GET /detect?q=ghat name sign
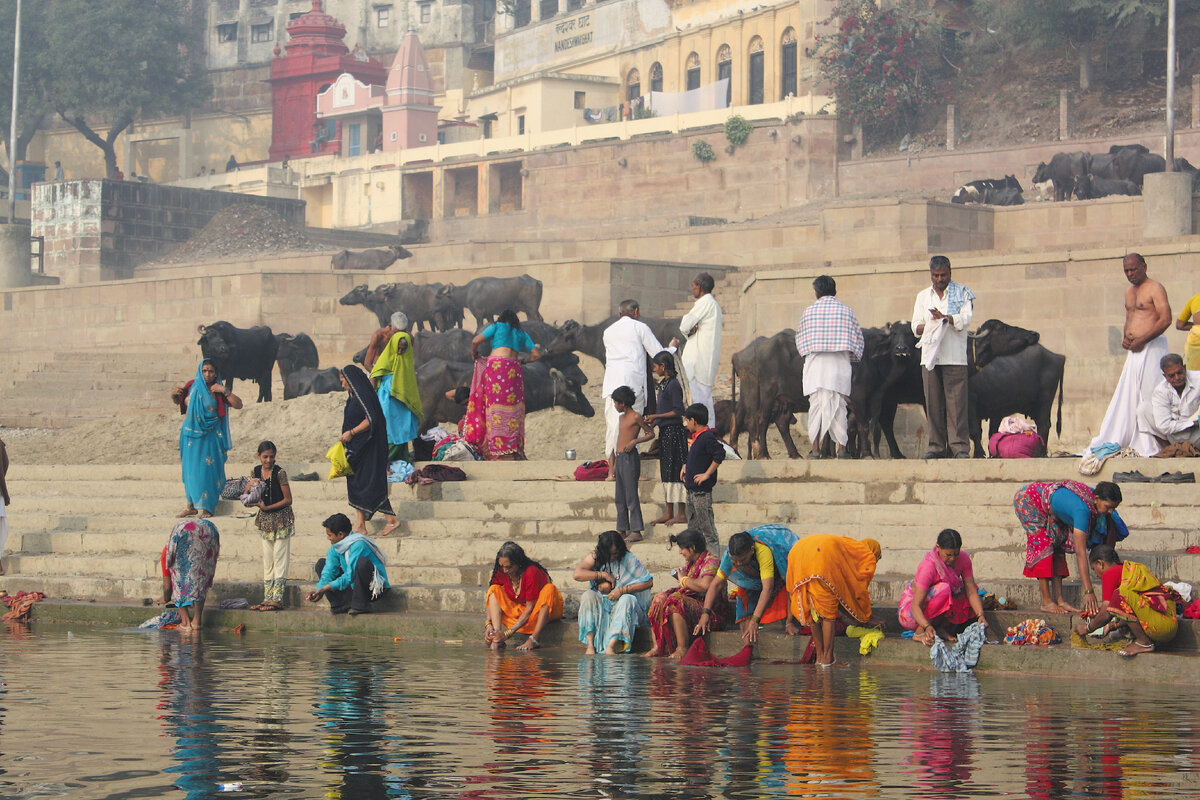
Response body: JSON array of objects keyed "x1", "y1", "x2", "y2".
[{"x1": 554, "y1": 14, "x2": 592, "y2": 53}]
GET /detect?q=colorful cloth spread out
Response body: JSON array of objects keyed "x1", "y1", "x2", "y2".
[
  {"x1": 1004, "y1": 618, "x2": 1059, "y2": 646},
  {"x1": 166, "y1": 519, "x2": 220, "y2": 607},
  {"x1": 930, "y1": 620, "x2": 987, "y2": 672},
  {"x1": 369, "y1": 331, "x2": 422, "y2": 447},
  {"x1": 647, "y1": 550, "x2": 729, "y2": 654},
  {"x1": 679, "y1": 637, "x2": 753, "y2": 667},
  {"x1": 1014, "y1": 481, "x2": 1127, "y2": 579},
  {"x1": 898, "y1": 549, "x2": 975, "y2": 630},
  {"x1": 461, "y1": 355, "x2": 526, "y2": 459},
  {"x1": 787, "y1": 534, "x2": 880, "y2": 626},
  {"x1": 795, "y1": 295, "x2": 865, "y2": 360},
  {"x1": 717, "y1": 525, "x2": 799, "y2": 625},
  {"x1": 340, "y1": 365, "x2": 394, "y2": 519},
  {"x1": 2, "y1": 590, "x2": 45, "y2": 622},
  {"x1": 577, "y1": 551, "x2": 652, "y2": 653},
  {"x1": 1103, "y1": 560, "x2": 1179, "y2": 644},
  {"x1": 486, "y1": 564, "x2": 563, "y2": 635},
  {"x1": 178, "y1": 362, "x2": 232, "y2": 514}
]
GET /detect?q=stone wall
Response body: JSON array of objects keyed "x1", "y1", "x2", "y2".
[{"x1": 30, "y1": 181, "x2": 306, "y2": 284}]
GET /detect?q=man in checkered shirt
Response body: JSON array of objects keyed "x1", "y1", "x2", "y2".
[{"x1": 796, "y1": 275, "x2": 864, "y2": 458}]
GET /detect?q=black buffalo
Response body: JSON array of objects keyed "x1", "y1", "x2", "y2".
[
  {"x1": 339, "y1": 282, "x2": 447, "y2": 331},
  {"x1": 274, "y1": 332, "x2": 343, "y2": 400},
  {"x1": 848, "y1": 322, "x2": 921, "y2": 459},
  {"x1": 951, "y1": 175, "x2": 1022, "y2": 204},
  {"x1": 1033, "y1": 152, "x2": 1090, "y2": 201},
  {"x1": 415, "y1": 357, "x2": 594, "y2": 437},
  {"x1": 282, "y1": 367, "x2": 344, "y2": 400},
  {"x1": 1074, "y1": 174, "x2": 1140, "y2": 200},
  {"x1": 546, "y1": 316, "x2": 683, "y2": 364},
  {"x1": 275, "y1": 332, "x2": 319, "y2": 374},
  {"x1": 197, "y1": 321, "x2": 277, "y2": 403},
  {"x1": 330, "y1": 245, "x2": 412, "y2": 271},
  {"x1": 435, "y1": 274, "x2": 544, "y2": 328},
  {"x1": 968, "y1": 343, "x2": 1065, "y2": 457},
  {"x1": 729, "y1": 329, "x2": 807, "y2": 460}
]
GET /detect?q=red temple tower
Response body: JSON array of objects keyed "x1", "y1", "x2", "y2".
[{"x1": 267, "y1": 0, "x2": 387, "y2": 161}]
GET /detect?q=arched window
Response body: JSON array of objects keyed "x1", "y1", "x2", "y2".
[
  {"x1": 716, "y1": 44, "x2": 732, "y2": 106},
  {"x1": 780, "y1": 28, "x2": 797, "y2": 99},
  {"x1": 685, "y1": 52, "x2": 701, "y2": 91},
  {"x1": 747, "y1": 36, "x2": 764, "y2": 105},
  {"x1": 650, "y1": 62, "x2": 663, "y2": 94},
  {"x1": 627, "y1": 68, "x2": 641, "y2": 103}
]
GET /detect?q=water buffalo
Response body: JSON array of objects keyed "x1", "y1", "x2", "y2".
[
  {"x1": 968, "y1": 343, "x2": 1066, "y2": 457},
  {"x1": 1033, "y1": 152, "x2": 1090, "y2": 201},
  {"x1": 415, "y1": 357, "x2": 594, "y2": 436},
  {"x1": 412, "y1": 323, "x2": 589, "y2": 386},
  {"x1": 729, "y1": 329, "x2": 807, "y2": 460},
  {"x1": 275, "y1": 332, "x2": 319, "y2": 375},
  {"x1": 339, "y1": 282, "x2": 447, "y2": 331},
  {"x1": 197, "y1": 321, "x2": 277, "y2": 403},
  {"x1": 546, "y1": 316, "x2": 683, "y2": 365},
  {"x1": 274, "y1": 332, "x2": 343, "y2": 399},
  {"x1": 435, "y1": 274, "x2": 544, "y2": 328},
  {"x1": 330, "y1": 244, "x2": 412, "y2": 271},
  {"x1": 1112, "y1": 144, "x2": 1164, "y2": 187},
  {"x1": 848, "y1": 322, "x2": 920, "y2": 459},
  {"x1": 282, "y1": 366, "x2": 344, "y2": 400},
  {"x1": 1074, "y1": 174, "x2": 1140, "y2": 200}
]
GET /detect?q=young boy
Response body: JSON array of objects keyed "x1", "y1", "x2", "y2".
[
  {"x1": 681, "y1": 403, "x2": 724, "y2": 553},
  {"x1": 612, "y1": 385, "x2": 655, "y2": 543}
]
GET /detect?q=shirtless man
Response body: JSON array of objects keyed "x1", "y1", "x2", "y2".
[
  {"x1": 1088, "y1": 253, "x2": 1172, "y2": 456},
  {"x1": 612, "y1": 385, "x2": 655, "y2": 544}
]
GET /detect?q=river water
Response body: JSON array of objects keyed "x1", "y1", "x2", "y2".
[{"x1": 2, "y1": 626, "x2": 1198, "y2": 799}]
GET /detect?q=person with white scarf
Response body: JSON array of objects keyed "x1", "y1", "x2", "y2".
[
  {"x1": 307, "y1": 512, "x2": 389, "y2": 615},
  {"x1": 912, "y1": 256, "x2": 974, "y2": 459}
]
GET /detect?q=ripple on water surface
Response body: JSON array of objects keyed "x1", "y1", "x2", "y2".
[{"x1": 0, "y1": 627, "x2": 1198, "y2": 799}]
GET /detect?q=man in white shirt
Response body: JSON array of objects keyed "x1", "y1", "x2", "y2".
[
  {"x1": 911, "y1": 255, "x2": 975, "y2": 459},
  {"x1": 671, "y1": 273, "x2": 722, "y2": 425},
  {"x1": 603, "y1": 299, "x2": 666, "y2": 465},
  {"x1": 1137, "y1": 353, "x2": 1200, "y2": 449}
]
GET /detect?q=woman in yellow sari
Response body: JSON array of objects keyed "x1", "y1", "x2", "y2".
[
  {"x1": 369, "y1": 312, "x2": 424, "y2": 461},
  {"x1": 1074, "y1": 545, "x2": 1178, "y2": 657},
  {"x1": 786, "y1": 534, "x2": 882, "y2": 666}
]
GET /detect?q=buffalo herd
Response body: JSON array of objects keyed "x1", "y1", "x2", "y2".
[
  {"x1": 339, "y1": 274, "x2": 545, "y2": 333},
  {"x1": 727, "y1": 319, "x2": 1065, "y2": 460}
]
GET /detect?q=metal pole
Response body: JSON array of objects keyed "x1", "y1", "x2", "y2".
[
  {"x1": 7, "y1": 0, "x2": 20, "y2": 222},
  {"x1": 1166, "y1": 0, "x2": 1176, "y2": 169}
]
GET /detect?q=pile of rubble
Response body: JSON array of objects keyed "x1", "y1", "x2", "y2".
[{"x1": 153, "y1": 203, "x2": 326, "y2": 264}]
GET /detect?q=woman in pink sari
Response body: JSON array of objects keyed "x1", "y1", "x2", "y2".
[
  {"x1": 899, "y1": 528, "x2": 988, "y2": 645},
  {"x1": 644, "y1": 529, "x2": 729, "y2": 657},
  {"x1": 462, "y1": 310, "x2": 542, "y2": 460}
]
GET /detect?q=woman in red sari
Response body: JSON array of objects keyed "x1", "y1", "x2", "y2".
[
  {"x1": 644, "y1": 529, "x2": 728, "y2": 658},
  {"x1": 484, "y1": 541, "x2": 563, "y2": 651}
]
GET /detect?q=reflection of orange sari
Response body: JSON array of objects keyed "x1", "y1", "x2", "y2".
[
  {"x1": 786, "y1": 535, "x2": 879, "y2": 624},
  {"x1": 783, "y1": 671, "x2": 877, "y2": 795},
  {"x1": 485, "y1": 582, "x2": 563, "y2": 635}
]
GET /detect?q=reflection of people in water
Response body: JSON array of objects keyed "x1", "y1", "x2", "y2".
[
  {"x1": 899, "y1": 674, "x2": 978, "y2": 795},
  {"x1": 645, "y1": 661, "x2": 720, "y2": 799},
  {"x1": 246, "y1": 647, "x2": 292, "y2": 787},
  {"x1": 158, "y1": 638, "x2": 229, "y2": 799},
  {"x1": 782, "y1": 670, "x2": 879, "y2": 796},
  {"x1": 314, "y1": 646, "x2": 390, "y2": 799},
  {"x1": 1023, "y1": 696, "x2": 1073, "y2": 800},
  {"x1": 485, "y1": 653, "x2": 561, "y2": 764},
  {"x1": 577, "y1": 657, "x2": 649, "y2": 795}
]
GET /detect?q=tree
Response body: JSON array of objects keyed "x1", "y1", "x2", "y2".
[
  {"x1": 0, "y1": 0, "x2": 52, "y2": 166},
  {"x1": 41, "y1": 0, "x2": 210, "y2": 177},
  {"x1": 815, "y1": 0, "x2": 949, "y2": 141},
  {"x1": 976, "y1": 0, "x2": 1178, "y2": 90}
]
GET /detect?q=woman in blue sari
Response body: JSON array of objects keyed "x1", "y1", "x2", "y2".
[
  {"x1": 339, "y1": 365, "x2": 402, "y2": 537},
  {"x1": 573, "y1": 530, "x2": 653, "y2": 654},
  {"x1": 694, "y1": 524, "x2": 799, "y2": 645},
  {"x1": 368, "y1": 313, "x2": 423, "y2": 462},
  {"x1": 171, "y1": 360, "x2": 241, "y2": 518}
]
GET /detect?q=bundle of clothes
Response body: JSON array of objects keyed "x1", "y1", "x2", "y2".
[
  {"x1": 1004, "y1": 618, "x2": 1060, "y2": 646},
  {"x1": 1, "y1": 590, "x2": 45, "y2": 621}
]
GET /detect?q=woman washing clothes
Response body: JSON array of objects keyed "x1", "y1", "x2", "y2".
[
  {"x1": 644, "y1": 528, "x2": 728, "y2": 658},
  {"x1": 693, "y1": 524, "x2": 799, "y2": 646},
  {"x1": 339, "y1": 365, "x2": 402, "y2": 537},
  {"x1": 369, "y1": 312, "x2": 423, "y2": 462},
  {"x1": 463, "y1": 309, "x2": 542, "y2": 460},
  {"x1": 786, "y1": 534, "x2": 883, "y2": 667},
  {"x1": 1013, "y1": 480, "x2": 1128, "y2": 615},
  {"x1": 484, "y1": 541, "x2": 563, "y2": 650},
  {"x1": 1074, "y1": 545, "x2": 1178, "y2": 658},
  {"x1": 898, "y1": 528, "x2": 988, "y2": 645},
  {"x1": 165, "y1": 518, "x2": 221, "y2": 633}
]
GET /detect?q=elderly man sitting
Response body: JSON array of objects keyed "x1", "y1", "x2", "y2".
[{"x1": 1137, "y1": 353, "x2": 1200, "y2": 451}]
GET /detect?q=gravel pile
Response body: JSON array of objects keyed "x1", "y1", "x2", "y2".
[{"x1": 152, "y1": 203, "x2": 326, "y2": 264}]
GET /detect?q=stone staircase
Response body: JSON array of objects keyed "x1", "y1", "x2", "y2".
[
  {"x1": 662, "y1": 270, "x2": 749, "y2": 398},
  {"x1": 4, "y1": 459, "x2": 1199, "y2": 619},
  {"x1": 0, "y1": 350, "x2": 195, "y2": 428}
]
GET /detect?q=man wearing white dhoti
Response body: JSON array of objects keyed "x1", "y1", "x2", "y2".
[
  {"x1": 1089, "y1": 253, "x2": 1173, "y2": 457},
  {"x1": 672, "y1": 274, "x2": 723, "y2": 425},
  {"x1": 603, "y1": 300, "x2": 666, "y2": 467},
  {"x1": 796, "y1": 276, "x2": 864, "y2": 459},
  {"x1": 1137, "y1": 353, "x2": 1200, "y2": 450}
]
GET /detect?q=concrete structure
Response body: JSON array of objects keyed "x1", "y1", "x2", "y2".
[
  {"x1": 1143, "y1": 170, "x2": 1194, "y2": 239},
  {"x1": 316, "y1": 29, "x2": 441, "y2": 154},
  {"x1": 0, "y1": 223, "x2": 31, "y2": 289}
]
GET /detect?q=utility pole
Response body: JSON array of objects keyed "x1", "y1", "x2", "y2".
[
  {"x1": 6, "y1": 0, "x2": 21, "y2": 222},
  {"x1": 1166, "y1": 0, "x2": 1177, "y2": 169}
]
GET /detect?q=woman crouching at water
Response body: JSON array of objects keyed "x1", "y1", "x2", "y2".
[
  {"x1": 898, "y1": 528, "x2": 988, "y2": 646},
  {"x1": 644, "y1": 528, "x2": 728, "y2": 658},
  {"x1": 574, "y1": 530, "x2": 653, "y2": 654},
  {"x1": 485, "y1": 541, "x2": 563, "y2": 650},
  {"x1": 1074, "y1": 545, "x2": 1178, "y2": 658}
]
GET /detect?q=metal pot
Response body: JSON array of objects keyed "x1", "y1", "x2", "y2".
[{"x1": 565, "y1": 449, "x2": 576, "y2": 460}]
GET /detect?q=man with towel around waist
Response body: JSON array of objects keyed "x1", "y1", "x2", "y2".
[
  {"x1": 1090, "y1": 253, "x2": 1172, "y2": 457},
  {"x1": 912, "y1": 255, "x2": 975, "y2": 459}
]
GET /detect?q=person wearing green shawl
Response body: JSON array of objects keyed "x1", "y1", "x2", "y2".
[{"x1": 369, "y1": 312, "x2": 424, "y2": 461}]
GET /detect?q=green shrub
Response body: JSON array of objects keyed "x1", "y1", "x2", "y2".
[
  {"x1": 724, "y1": 115, "x2": 752, "y2": 146},
  {"x1": 692, "y1": 140, "x2": 716, "y2": 162}
]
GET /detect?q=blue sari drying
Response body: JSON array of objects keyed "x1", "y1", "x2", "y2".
[
  {"x1": 178, "y1": 363, "x2": 231, "y2": 514},
  {"x1": 577, "y1": 551, "x2": 653, "y2": 653}
]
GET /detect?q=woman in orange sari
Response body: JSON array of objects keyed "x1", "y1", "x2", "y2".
[
  {"x1": 484, "y1": 541, "x2": 563, "y2": 651},
  {"x1": 786, "y1": 534, "x2": 882, "y2": 666}
]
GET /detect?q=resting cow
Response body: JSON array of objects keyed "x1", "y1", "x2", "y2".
[
  {"x1": 274, "y1": 332, "x2": 343, "y2": 400},
  {"x1": 330, "y1": 245, "x2": 412, "y2": 271},
  {"x1": 197, "y1": 321, "x2": 277, "y2": 403},
  {"x1": 1074, "y1": 174, "x2": 1140, "y2": 200}
]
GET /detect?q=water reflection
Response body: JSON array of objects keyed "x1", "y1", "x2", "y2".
[{"x1": 1, "y1": 631, "x2": 1199, "y2": 799}]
